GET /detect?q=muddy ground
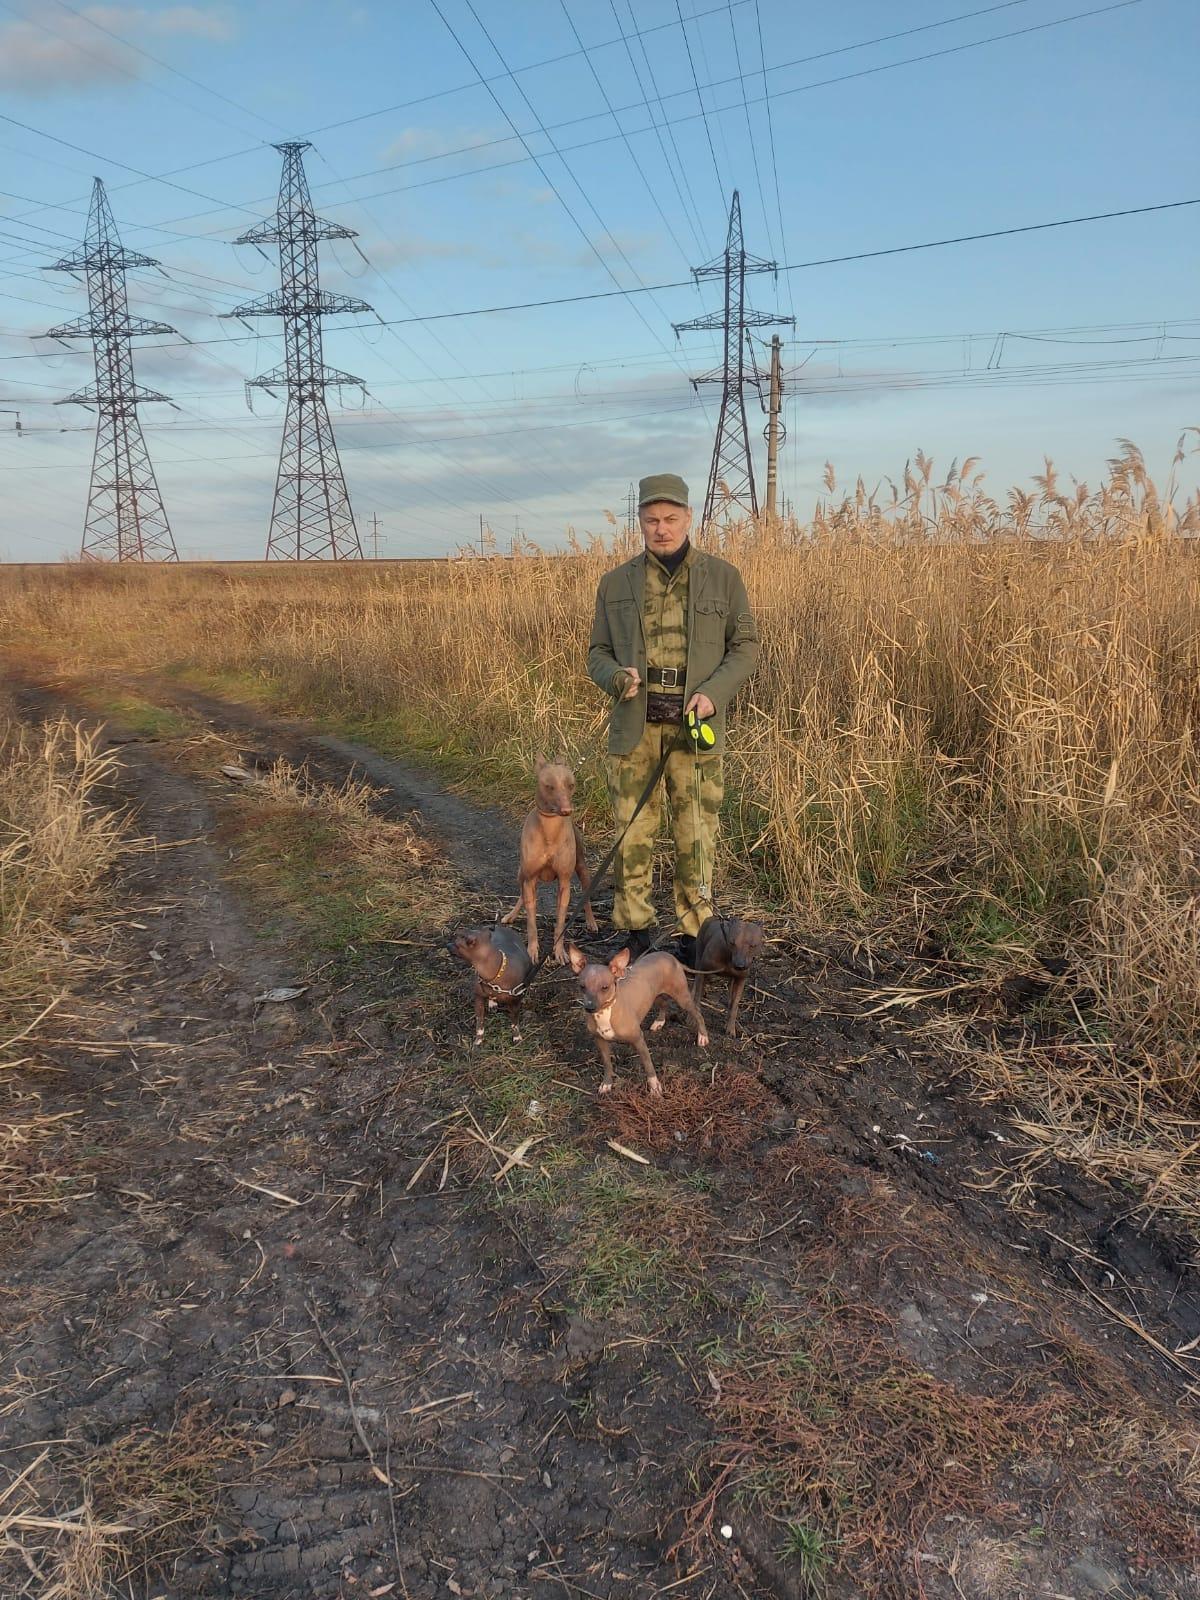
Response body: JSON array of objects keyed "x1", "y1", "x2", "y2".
[{"x1": 2, "y1": 669, "x2": 1198, "y2": 1600}]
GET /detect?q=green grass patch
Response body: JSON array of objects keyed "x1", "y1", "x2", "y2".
[
  {"x1": 80, "y1": 689, "x2": 192, "y2": 740},
  {"x1": 569, "y1": 1163, "x2": 716, "y2": 1322},
  {"x1": 215, "y1": 776, "x2": 453, "y2": 970}
]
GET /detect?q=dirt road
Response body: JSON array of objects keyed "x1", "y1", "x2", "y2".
[{"x1": 2, "y1": 673, "x2": 1197, "y2": 1599}]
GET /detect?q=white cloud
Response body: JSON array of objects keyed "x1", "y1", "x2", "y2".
[
  {"x1": 0, "y1": 6, "x2": 235, "y2": 94},
  {"x1": 378, "y1": 125, "x2": 512, "y2": 167}
]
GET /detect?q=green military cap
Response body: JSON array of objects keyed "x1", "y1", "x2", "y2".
[{"x1": 638, "y1": 472, "x2": 690, "y2": 508}]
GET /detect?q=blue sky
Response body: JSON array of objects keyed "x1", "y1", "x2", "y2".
[{"x1": 0, "y1": 0, "x2": 1196, "y2": 560}]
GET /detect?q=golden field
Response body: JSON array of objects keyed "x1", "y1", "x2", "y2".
[{"x1": 3, "y1": 440, "x2": 1199, "y2": 1186}]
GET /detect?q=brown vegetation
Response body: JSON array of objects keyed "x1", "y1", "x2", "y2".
[
  {"x1": 2, "y1": 438, "x2": 1198, "y2": 1190},
  {"x1": 0, "y1": 703, "x2": 128, "y2": 1065}
]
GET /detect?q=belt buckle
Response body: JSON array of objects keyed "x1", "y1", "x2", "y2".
[{"x1": 658, "y1": 667, "x2": 680, "y2": 689}]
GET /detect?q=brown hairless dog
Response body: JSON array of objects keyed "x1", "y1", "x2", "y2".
[
  {"x1": 568, "y1": 943, "x2": 707, "y2": 1098},
  {"x1": 693, "y1": 916, "x2": 765, "y2": 1038},
  {"x1": 502, "y1": 756, "x2": 598, "y2": 964}
]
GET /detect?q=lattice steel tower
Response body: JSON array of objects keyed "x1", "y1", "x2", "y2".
[
  {"x1": 229, "y1": 142, "x2": 371, "y2": 560},
  {"x1": 674, "y1": 191, "x2": 793, "y2": 529},
  {"x1": 45, "y1": 178, "x2": 178, "y2": 562}
]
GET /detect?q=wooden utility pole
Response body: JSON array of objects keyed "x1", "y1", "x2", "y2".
[{"x1": 764, "y1": 334, "x2": 783, "y2": 520}]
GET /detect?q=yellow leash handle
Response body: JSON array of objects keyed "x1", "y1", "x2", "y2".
[{"x1": 685, "y1": 707, "x2": 717, "y2": 751}]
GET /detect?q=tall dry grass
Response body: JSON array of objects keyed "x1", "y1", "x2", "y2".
[
  {"x1": 2, "y1": 439, "x2": 1198, "y2": 1109},
  {"x1": 0, "y1": 708, "x2": 127, "y2": 1060}
]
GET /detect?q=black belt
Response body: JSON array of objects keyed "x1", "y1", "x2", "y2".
[{"x1": 646, "y1": 665, "x2": 683, "y2": 689}]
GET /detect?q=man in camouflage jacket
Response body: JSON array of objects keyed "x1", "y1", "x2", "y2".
[{"x1": 587, "y1": 473, "x2": 760, "y2": 963}]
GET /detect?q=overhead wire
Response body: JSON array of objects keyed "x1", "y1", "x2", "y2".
[
  {"x1": 606, "y1": 0, "x2": 707, "y2": 255},
  {"x1": 725, "y1": 0, "x2": 776, "y2": 259},
  {"x1": 2, "y1": 197, "x2": 1196, "y2": 355},
  {"x1": 426, "y1": 0, "x2": 710, "y2": 422},
  {"x1": 6, "y1": 0, "x2": 1075, "y2": 247},
  {"x1": 675, "y1": 0, "x2": 726, "y2": 205},
  {"x1": 556, "y1": 0, "x2": 701, "y2": 272}
]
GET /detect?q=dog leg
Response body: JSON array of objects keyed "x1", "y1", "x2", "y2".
[
  {"x1": 500, "y1": 883, "x2": 523, "y2": 926},
  {"x1": 521, "y1": 878, "x2": 539, "y2": 963},
  {"x1": 649, "y1": 997, "x2": 670, "y2": 1033},
  {"x1": 574, "y1": 829, "x2": 599, "y2": 933},
  {"x1": 728, "y1": 974, "x2": 747, "y2": 1038},
  {"x1": 595, "y1": 1036, "x2": 615, "y2": 1095},
  {"x1": 552, "y1": 875, "x2": 571, "y2": 965},
  {"x1": 509, "y1": 1000, "x2": 523, "y2": 1046},
  {"x1": 664, "y1": 967, "x2": 708, "y2": 1048},
  {"x1": 473, "y1": 985, "x2": 486, "y2": 1047},
  {"x1": 632, "y1": 1030, "x2": 662, "y2": 1097}
]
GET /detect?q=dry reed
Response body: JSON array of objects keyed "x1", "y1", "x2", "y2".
[
  {"x1": 0, "y1": 710, "x2": 128, "y2": 1062},
  {"x1": 2, "y1": 438, "x2": 1198, "y2": 1111}
]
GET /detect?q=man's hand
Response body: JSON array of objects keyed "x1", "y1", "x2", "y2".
[
  {"x1": 620, "y1": 667, "x2": 642, "y2": 702},
  {"x1": 685, "y1": 692, "x2": 715, "y2": 718}
]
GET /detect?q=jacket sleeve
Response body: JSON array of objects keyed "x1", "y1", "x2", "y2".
[
  {"x1": 691, "y1": 567, "x2": 760, "y2": 712},
  {"x1": 587, "y1": 574, "x2": 630, "y2": 697}
]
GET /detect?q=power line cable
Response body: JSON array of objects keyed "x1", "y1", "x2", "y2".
[
  {"x1": 427, "y1": 0, "x2": 706, "y2": 410},
  {"x1": 607, "y1": 0, "x2": 707, "y2": 254},
  {"x1": 0, "y1": 198, "x2": 1194, "y2": 356},
  {"x1": 0, "y1": 0, "x2": 269, "y2": 144},
  {"x1": 725, "y1": 0, "x2": 776, "y2": 259},
  {"x1": 752, "y1": 0, "x2": 794, "y2": 324},
  {"x1": 556, "y1": 0, "x2": 699, "y2": 271},
  {"x1": 44, "y1": 0, "x2": 283, "y2": 138},
  {"x1": 675, "y1": 0, "x2": 726, "y2": 204},
  {"x1": 103, "y1": 0, "x2": 1141, "y2": 247},
  {"x1": 7, "y1": 0, "x2": 760, "y2": 229}
]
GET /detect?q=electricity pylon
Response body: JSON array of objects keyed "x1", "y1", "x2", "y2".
[
  {"x1": 229, "y1": 142, "x2": 371, "y2": 560},
  {"x1": 674, "y1": 190, "x2": 793, "y2": 528},
  {"x1": 45, "y1": 177, "x2": 178, "y2": 562}
]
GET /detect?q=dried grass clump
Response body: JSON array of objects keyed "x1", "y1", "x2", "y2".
[
  {"x1": 0, "y1": 716, "x2": 127, "y2": 1063},
  {"x1": 603, "y1": 1068, "x2": 775, "y2": 1158},
  {"x1": 675, "y1": 1290, "x2": 1070, "y2": 1583},
  {"x1": 0, "y1": 1407, "x2": 248, "y2": 1598}
]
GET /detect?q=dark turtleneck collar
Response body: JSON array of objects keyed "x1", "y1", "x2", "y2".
[{"x1": 648, "y1": 536, "x2": 691, "y2": 576}]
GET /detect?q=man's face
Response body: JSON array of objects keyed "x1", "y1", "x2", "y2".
[{"x1": 639, "y1": 500, "x2": 692, "y2": 558}]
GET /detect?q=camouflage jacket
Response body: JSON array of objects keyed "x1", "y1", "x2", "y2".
[{"x1": 587, "y1": 548, "x2": 760, "y2": 756}]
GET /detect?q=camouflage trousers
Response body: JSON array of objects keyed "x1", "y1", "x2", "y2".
[{"x1": 607, "y1": 722, "x2": 723, "y2": 937}]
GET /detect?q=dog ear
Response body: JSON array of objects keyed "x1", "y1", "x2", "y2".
[
  {"x1": 566, "y1": 943, "x2": 587, "y2": 974},
  {"x1": 534, "y1": 752, "x2": 548, "y2": 773},
  {"x1": 609, "y1": 947, "x2": 631, "y2": 977}
]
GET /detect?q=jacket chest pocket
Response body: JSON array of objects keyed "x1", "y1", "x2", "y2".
[
  {"x1": 608, "y1": 596, "x2": 642, "y2": 650},
  {"x1": 693, "y1": 598, "x2": 728, "y2": 641}
]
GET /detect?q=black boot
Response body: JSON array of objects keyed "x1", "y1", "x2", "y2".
[
  {"x1": 675, "y1": 934, "x2": 697, "y2": 969},
  {"x1": 618, "y1": 926, "x2": 658, "y2": 960}
]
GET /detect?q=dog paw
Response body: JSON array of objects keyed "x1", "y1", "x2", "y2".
[
  {"x1": 598, "y1": 1082, "x2": 612, "y2": 1095},
  {"x1": 473, "y1": 1031, "x2": 485, "y2": 1047},
  {"x1": 553, "y1": 943, "x2": 567, "y2": 966},
  {"x1": 697, "y1": 1031, "x2": 709, "y2": 1049},
  {"x1": 584, "y1": 913, "x2": 599, "y2": 932},
  {"x1": 649, "y1": 1016, "x2": 666, "y2": 1032},
  {"x1": 527, "y1": 944, "x2": 539, "y2": 964},
  {"x1": 647, "y1": 1077, "x2": 663, "y2": 1098}
]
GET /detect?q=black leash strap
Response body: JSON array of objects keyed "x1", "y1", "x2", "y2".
[{"x1": 587, "y1": 724, "x2": 688, "y2": 902}]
